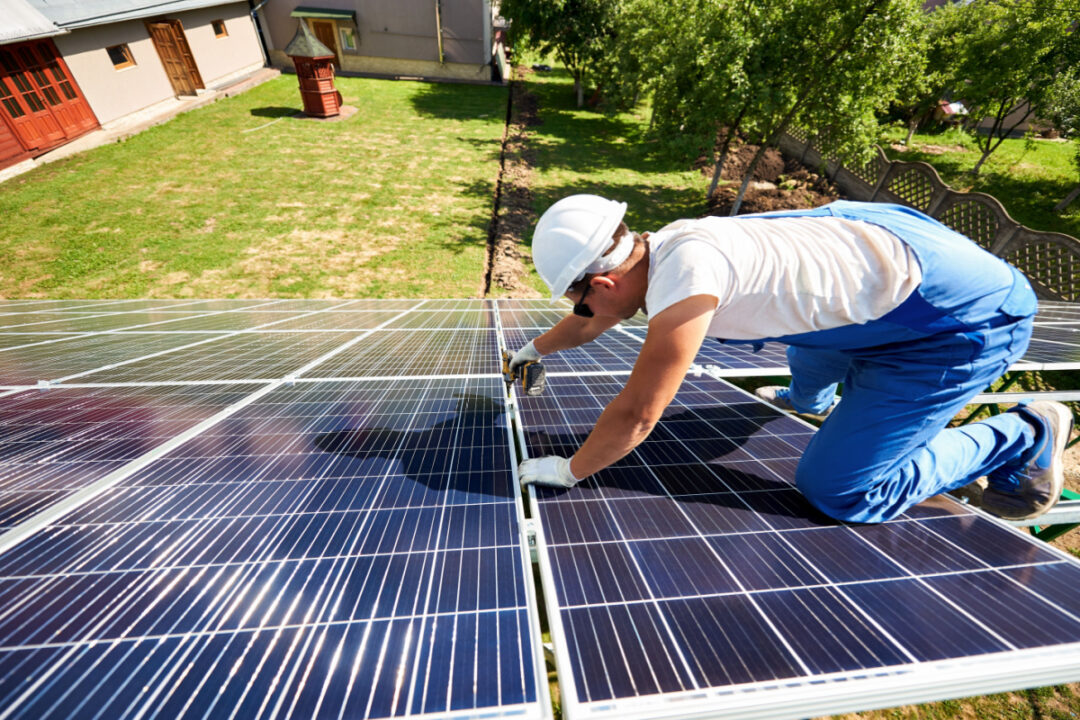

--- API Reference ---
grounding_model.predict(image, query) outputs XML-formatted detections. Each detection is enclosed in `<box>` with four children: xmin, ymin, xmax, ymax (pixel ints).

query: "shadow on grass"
<box><xmin>407</xmin><ymin>81</ymin><xmax>509</xmax><ymax>121</ymax></box>
<box><xmin>249</xmin><ymin>106</ymin><xmax>300</xmax><ymax>118</ymax></box>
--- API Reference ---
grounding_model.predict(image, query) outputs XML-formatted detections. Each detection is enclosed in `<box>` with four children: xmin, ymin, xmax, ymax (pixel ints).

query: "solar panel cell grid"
<box><xmin>0</xmin><ymin>335</ymin><xmax>73</xmax><ymax>350</ymax></box>
<box><xmin>502</xmin><ymin>327</ymin><xmax>643</xmax><ymax>373</ymax></box>
<box><xmin>0</xmin><ymin>312</ymin><xmax>231</xmax><ymax>333</ymax></box>
<box><xmin>0</xmin><ymin>384</ymin><xmax>258</xmax><ymax>528</ymax></box>
<box><xmin>0</xmin><ymin>333</ymin><xmax>242</xmax><ymax>385</ymax></box>
<box><xmin>387</xmin><ymin>310</ymin><xmax>495</xmax><ymax>330</ymax></box>
<box><xmin>519</xmin><ymin>373</ymin><xmax>1080</xmax><ymax>718</ymax></box>
<box><xmin>0</xmin><ymin>377</ymin><xmax>542</xmax><ymax>720</ymax></box>
<box><xmin>123</xmin><ymin>311</ymin><xmax>315</xmax><ymax>332</ymax></box>
<box><xmin>304</xmin><ymin>329</ymin><xmax>500</xmax><ymax>378</ymax></box>
<box><xmin>78</xmin><ymin>331</ymin><xmax>361</xmax><ymax>383</ymax></box>
<box><xmin>255</xmin><ymin>310</ymin><xmax>406</xmax><ymax>331</ymax></box>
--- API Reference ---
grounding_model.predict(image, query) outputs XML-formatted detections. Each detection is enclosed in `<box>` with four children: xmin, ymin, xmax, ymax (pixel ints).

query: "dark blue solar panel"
<box><xmin>0</xmin><ymin>377</ymin><xmax>541</xmax><ymax>719</ymax></box>
<box><xmin>0</xmin><ymin>384</ymin><xmax>257</xmax><ymax>528</ymax></box>
<box><xmin>520</xmin><ymin>373</ymin><xmax>1080</xmax><ymax>718</ymax></box>
<box><xmin>304</xmin><ymin>329</ymin><xmax>501</xmax><ymax>378</ymax></box>
<box><xmin>501</xmin><ymin>327</ymin><xmax>643</xmax><ymax>373</ymax></box>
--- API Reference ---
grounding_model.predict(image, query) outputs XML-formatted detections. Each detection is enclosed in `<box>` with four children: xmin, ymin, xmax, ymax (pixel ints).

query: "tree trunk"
<box><xmin>730</xmin><ymin>143</ymin><xmax>770</xmax><ymax>216</ymax></box>
<box><xmin>574</xmin><ymin>76</ymin><xmax>584</xmax><ymax>107</ymax></box>
<box><xmin>1055</xmin><ymin>184</ymin><xmax>1080</xmax><ymax>212</ymax></box>
<box><xmin>904</xmin><ymin>119</ymin><xmax>917</xmax><ymax>146</ymax></box>
<box><xmin>708</xmin><ymin>109</ymin><xmax>747</xmax><ymax>199</ymax></box>
<box><xmin>970</xmin><ymin>149</ymin><xmax>991</xmax><ymax>176</ymax></box>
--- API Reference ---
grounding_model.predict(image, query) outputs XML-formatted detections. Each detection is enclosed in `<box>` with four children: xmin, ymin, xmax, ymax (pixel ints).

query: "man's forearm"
<box><xmin>533</xmin><ymin>314</ymin><xmax>619</xmax><ymax>355</ymax></box>
<box><xmin>567</xmin><ymin>396</ymin><xmax>655</xmax><ymax>478</ymax></box>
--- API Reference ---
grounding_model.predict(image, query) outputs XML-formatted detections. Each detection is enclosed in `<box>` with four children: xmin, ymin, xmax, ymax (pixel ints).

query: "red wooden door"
<box><xmin>0</xmin><ymin>107</ymin><xmax>30</xmax><ymax>169</ymax></box>
<box><xmin>0</xmin><ymin>46</ymin><xmax>64</xmax><ymax>150</ymax></box>
<box><xmin>28</xmin><ymin>41</ymin><xmax>99</xmax><ymax>134</ymax></box>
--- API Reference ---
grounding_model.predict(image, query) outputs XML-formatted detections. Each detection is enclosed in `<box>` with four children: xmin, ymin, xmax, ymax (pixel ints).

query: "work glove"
<box><xmin>519</xmin><ymin>455</ymin><xmax>579</xmax><ymax>489</ymax></box>
<box><xmin>509</xmin><ymin>340</ymin><xmax>543</xmax><ymax>376</ymax></box>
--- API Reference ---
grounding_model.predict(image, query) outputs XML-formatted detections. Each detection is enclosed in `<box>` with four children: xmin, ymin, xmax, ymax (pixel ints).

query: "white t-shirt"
<box><xmin>644</xmin><ymin>215</ymin><xmax>923</xmax><ymax>340</ymax></box>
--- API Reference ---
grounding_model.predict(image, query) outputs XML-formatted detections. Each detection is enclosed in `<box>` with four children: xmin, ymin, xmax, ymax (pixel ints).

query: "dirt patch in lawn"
<box><xmin>485</xmin><ymin>67</ymin><xmax>542</xmax><ymax>298</ymax></box>
<box><xmin>890</xmin><ymin>142</ymin><xmax>968</xmax><ymax>155</ymax></box>
<box><xmin>701</xmin><ymin>144</ymin><xmax>841</xmax><ymax>216</ymax></box>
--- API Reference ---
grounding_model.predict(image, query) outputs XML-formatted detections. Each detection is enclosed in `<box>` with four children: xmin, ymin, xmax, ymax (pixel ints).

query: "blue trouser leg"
<box><xmin>793</xmin><ymin>316</ymin><xmax>1036</xmax><ymax>523</ymax></box>
<box><xmin>785</xmin><ymin>346</ymin><xmax>849</xmax><ymax>414</ymax></box>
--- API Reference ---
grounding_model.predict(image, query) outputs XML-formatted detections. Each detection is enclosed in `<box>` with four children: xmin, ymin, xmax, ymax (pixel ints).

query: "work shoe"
<box><xmin>755</xmin><ymin>386</ymin><xmax>836</xmax><ymax>416</ymax></box>
<box><xmin>982</xmin><ymin>401</ymin><xmax>1073</xmax><ymax>521</ymax></box>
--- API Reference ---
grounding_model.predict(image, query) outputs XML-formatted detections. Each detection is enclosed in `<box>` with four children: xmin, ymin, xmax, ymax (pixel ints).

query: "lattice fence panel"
<box><xmin>937</xmin><ymin>199</ymin><xmax>1000</xmax><ymax>251</ymax></box>
<box><xmin>848</xmin><ymin>154</ymin><xmax>880</xmax><ymax>187</ymax></box>
<box><xmin>1005</xmin><ymin>241</ymin><xmax>1080</xmax><ymax>301</ymax></box>
<box><xmin>787</xmin><ymin>126</ymin><xmax>808</xmax><ymax>143</ymax></box>
<box><xmin>885</xmin><ymin>168</ymin><xmax>936</xmax><ymax>211</ymax></box>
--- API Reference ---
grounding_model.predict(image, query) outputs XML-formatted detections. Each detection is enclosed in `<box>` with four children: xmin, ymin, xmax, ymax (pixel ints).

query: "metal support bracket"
<box><xmin>523</xmin><ymin>517</ymin><xmax>540</xmax><ymax>564</ymax></box>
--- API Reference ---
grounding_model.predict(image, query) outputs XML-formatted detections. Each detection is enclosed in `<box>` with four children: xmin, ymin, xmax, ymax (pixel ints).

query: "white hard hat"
<box><xmin>532</xmin><ymin>194</ymin><xmax>632</xmax><ymax>298</ymax></box>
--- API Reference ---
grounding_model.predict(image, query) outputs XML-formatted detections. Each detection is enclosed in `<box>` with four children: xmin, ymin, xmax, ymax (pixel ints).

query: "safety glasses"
<box><xmin>572</xmin><ymin>283</ymin><xmax>593</xmax><ymax>318</ymax></box>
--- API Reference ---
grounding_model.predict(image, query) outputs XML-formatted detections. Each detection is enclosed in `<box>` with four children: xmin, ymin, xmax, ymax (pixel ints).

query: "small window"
<box><xmin>339</xmin><ymin>27</ymin><xmax>357</xmax><ymax>51</ymax></box>
<box><xmin>107</xmin><ymin>44</ymin><xmax>135</xmax><ymax>69</ymax></box>
<box><xmin>212</xmin><ymin>20</ymin><xmax>228</xmax><ymax>38</ymax></box>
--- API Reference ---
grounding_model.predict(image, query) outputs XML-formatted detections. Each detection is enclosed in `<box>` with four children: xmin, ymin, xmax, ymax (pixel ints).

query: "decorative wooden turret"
<box><xmin>284</xmin><ymin>19</ymin><xmax>341</xmax><ymax>118</ymax></box>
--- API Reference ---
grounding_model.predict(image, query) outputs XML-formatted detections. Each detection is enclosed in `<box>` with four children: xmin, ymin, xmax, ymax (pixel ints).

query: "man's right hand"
<box><xmin>509</xmin><ymin>340</ymin><xmax>543</xmax><ymax>375</ymax></box>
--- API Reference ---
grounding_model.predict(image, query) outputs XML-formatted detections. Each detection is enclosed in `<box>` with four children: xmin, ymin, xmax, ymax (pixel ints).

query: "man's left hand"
<box><xmin>519</xmin><ymin>456</ymin><xmax>579</xmax><ymax>488</ymax></box>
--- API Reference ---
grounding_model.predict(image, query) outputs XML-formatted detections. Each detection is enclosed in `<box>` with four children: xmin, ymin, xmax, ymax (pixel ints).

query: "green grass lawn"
<box><xmin>0</xmin><ymin>75</ymin><xmax>507</xmax><ymax>298</ymax></box>
<box><xmin>517</xmin><ymin>65</ymin><xmax>712</xmax><ymax>294</ymax></box>
<box><xmin>879</xmin><ymin>125</ymin><xmax>1080</xmax><ymax>240</ymax></box>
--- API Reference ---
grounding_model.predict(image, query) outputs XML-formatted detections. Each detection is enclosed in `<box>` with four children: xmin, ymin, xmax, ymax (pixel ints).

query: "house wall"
<box><xmin>975</xmin><ymin>100</ymin><xmax>1053</xmax><ymax>138</ymax></box>
<box><xmin>55</xmin><ymin>2</ymin><xmax>263</xmax><ymax>126</ymax></box>
<box><xmin>178</xmin><ymin>4</ymin><xmax>265</xmax><ymax>84</ymax></box>
<box><xmin>263</xmin><ymin>0</ymin><xmax>493</xmax><ymax>82</ymax></box>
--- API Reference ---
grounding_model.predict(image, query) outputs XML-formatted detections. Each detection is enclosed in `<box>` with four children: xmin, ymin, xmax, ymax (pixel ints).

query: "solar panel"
<box><xmin>1</xmin><ymin>298</ymin><xmax>1078</xmax><ymax>720</ymax></box>
<box><xmin>618</xmin><ymin>328</ymin><xmax>791</xmax><ymax>375</ymax></box>
<box><xmin>303</xmin><ymin>329</ymin><xmax>501</xmax><ymax>379</ymax></box>
<box><xmin>1032</xmin><ymin>300</ymin><xmax>1080</xmax><ymax>324</ymax></box>
<box><xmin>69</xmin><ymin>332</ymin><xmax>365</xmax><ymax>383</ymax></box>
<box><xmin>0</xmin><ymin>333</ymin><xmax>239</xmax><ymax>385</ymax></box>
<box><xmin>0</xmin><ymin>377</ymin><xmax>544</xmax><ymax>720</ymax></box>
<box><xmin>387</xmin><ymin>310</ymin><xmax>495</xmax><ymax>330</ymax></box>
<box><xmin>0</xmin><ymin>383</ymin><xmax>259</xmax><ymax>529</ymax></box>
<box><xmin>501</xmin><ymin>327</ymin><xmax>644</xmax><ymax>374</ymax></box>
<box><xmin>515</xmin><ymin>373</ymin><xmax>1080</xmax><ymax>719</ymax></box>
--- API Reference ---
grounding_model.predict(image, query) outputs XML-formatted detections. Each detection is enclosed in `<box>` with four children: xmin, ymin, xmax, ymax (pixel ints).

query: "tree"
<box><xmin>950</xmin><ymin>0</ymin><xmax>1075</xmax><ymax>176</ymax></box>
<box><xmin>726</xmin><ymin>0</ymin><xmax>925</xmax><ymax>213</ymax></box>
<box><xmin>891</xmin><ymin>2</ymin><xmax>968</xmax><ymax>146</ymax></box>
<box><xmin>499</xmin><ymin>0</ymin><xmax>617</xmax><ymax>107</ymax></box>
<box><xmin>606</xmin><ymin>0</ymin><xmax>757</xmax><ymax>198</ymax></box>
<box><xmin>1047</xmin><ymin>69</ymin><xmax>1080</xmax><ymax>212</ymax></box>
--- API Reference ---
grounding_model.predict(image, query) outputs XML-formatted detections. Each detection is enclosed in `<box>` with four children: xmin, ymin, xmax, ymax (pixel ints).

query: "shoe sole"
<box><xmin>987</xmin><ymin>401</ymin><xmax>1073</xmax><ymax>521</ymax></box>
<box><xmin>1028</xmin><ymin>400</ymin><xmax>1073</xmax><ymax>511</ymax></box>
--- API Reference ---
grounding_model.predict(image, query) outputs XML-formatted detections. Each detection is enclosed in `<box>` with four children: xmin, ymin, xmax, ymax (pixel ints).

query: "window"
<box><xmin>212</xmin><ymin>20</ymin><xmax>228</xmax><ymax>38</ymax></box>
<box><xmin>106</xmin><ymin>44</ymin><xmax>135</xmax><ymax>69</ymax></box>
<box><xmin>339</xmin><ymin>27</ymin><xmax>357</xmax><ymax>51</ymax></box>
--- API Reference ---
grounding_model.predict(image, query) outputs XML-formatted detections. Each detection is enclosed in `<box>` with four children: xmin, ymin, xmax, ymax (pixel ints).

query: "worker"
<box><xmin>510</xmin><ymin>195</ymin><xmax>1073</xmax><ymax>523</ymax></box>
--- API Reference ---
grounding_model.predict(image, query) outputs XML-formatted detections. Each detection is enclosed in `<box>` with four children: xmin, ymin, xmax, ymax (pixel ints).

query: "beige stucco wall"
<box><xmin>54</xmin><ymin>2</ymin><xmax>263</xmax><ymax>126</ymax></box>
<box><xmin>56</xmin><ymin>21</ymin><xmax>176</xmax><ymax>125</ymax></box>
<box><xmin>179</xmin><ymin>4</ymin><xmax>265</xmax><ymax>83</ymax></box>
<box><xmin>269</xmin><ymin>49</ymin><xmax>491</xmax><ymax>82</ymax></box>
<box><xmin>262</xmin><ymin>0</ymin><xmax>492</xmax><ymax>80</ymax></box>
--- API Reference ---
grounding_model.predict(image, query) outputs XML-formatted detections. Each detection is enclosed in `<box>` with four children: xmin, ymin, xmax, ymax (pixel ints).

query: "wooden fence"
<box><xmin>779</xmin><ymin>130</ymin><xmax>1080</xmax><ymax>302</ymax></box>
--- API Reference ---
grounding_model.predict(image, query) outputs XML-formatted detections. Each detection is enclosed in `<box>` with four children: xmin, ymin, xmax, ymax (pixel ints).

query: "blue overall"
<box><xmin>731</xmin><ymin>201</ymin><xmax>1038</xmax><ymax>523</ymax></box>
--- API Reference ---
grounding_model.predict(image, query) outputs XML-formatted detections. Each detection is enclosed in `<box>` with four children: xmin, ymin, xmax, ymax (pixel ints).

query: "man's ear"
<box><xmin>591</xmin><ymin>275</ymin><xmax>616</xmax><ymax>292</ymax></box>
